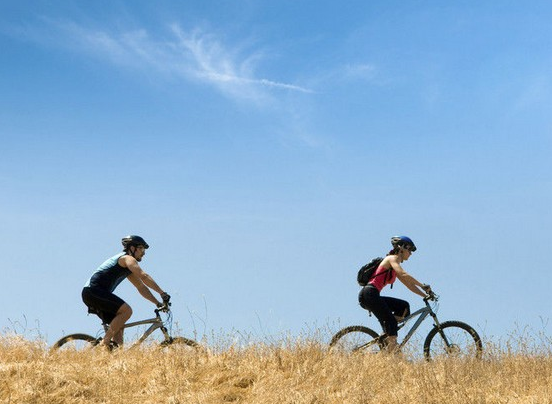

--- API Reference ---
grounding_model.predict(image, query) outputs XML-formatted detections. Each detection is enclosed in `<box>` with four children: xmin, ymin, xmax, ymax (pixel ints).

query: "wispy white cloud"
<box><xmin>342</xmin><ymin>63</ymin><xmax>378</xmax><ymax>81</ymax></box>
<box><xmin>9</xmin><ymin>18</ymin><xmax>347</xmax><ymax>149</ymax></box>
<box><xmin>24</xmin><ymin>19</ymin><xmax>313</xmax><ymax>104</ymax></box>
<box><xmin>168</xmin><ymin>24</ymin><xmax>314</xmax><ymax>101</ymax></box>
<box><xmin>303</xmin><ymin>62</ymin><xmax>382</xmax><ymax>92</ymax></box>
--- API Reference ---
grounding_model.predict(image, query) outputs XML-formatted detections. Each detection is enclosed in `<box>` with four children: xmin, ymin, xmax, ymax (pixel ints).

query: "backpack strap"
<box><xmin>372</xmin><ymin>266</ymin><xmax>394</xmax><ymax>288</ymax></box>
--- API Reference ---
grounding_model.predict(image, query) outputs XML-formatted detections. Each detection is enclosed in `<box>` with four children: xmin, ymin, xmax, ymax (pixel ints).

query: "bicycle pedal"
<box><xmin>107</xmin><ymin>341</ymin><xmax>120</xmax><ymax>351</ymax></box>
<box><xmin>93</xmin><ymin>340</ymin><xmax>119</xmax><ymax>351</ymax></box>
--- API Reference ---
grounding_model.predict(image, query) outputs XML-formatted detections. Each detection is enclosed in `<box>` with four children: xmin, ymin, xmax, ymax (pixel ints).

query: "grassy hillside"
<box><xmin>1</xmin><ymin>335</ymin><xmax>551</xmax><ymax>404</ymax></box>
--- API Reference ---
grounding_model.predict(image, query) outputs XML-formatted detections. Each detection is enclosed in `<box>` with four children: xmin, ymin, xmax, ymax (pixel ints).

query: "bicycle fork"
<box><xmin>428</xmin><ymin>311</ymin><xmax>454</xmax><ymax>349</ymax></box>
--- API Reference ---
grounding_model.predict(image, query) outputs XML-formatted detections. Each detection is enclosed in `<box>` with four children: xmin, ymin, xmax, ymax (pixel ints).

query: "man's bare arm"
<box><xmin>127</xmin><ymin>273</ymin><xmax>161</xmax><ymax>306</ymax></box>
<box><xmin>120</xmin><ymin>255</ymin><xmax>165</xmax><ymax>304</ymax></box>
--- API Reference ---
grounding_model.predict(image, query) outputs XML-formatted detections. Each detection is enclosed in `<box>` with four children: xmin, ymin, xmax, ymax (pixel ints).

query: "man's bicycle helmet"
<box><xmin>122</xmin><ymin>235</ymin><xmax>149</xmax><ymax>250</ymax></box>
<box><xmin>391</xmin><ymin>235</ymin><xmax>417</xmax><ymax>252</ymax></box>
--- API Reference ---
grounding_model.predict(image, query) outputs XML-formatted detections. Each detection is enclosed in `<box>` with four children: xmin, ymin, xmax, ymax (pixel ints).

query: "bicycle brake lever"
<box><xmin>155</xmin><ymin>304</ymin><xmax>171</xmax><ymax>314</ymax></box>
<box><xmin>423</xmin><ymin>292</ymin><xmax>437</xmax><ymax>302</ymax></box>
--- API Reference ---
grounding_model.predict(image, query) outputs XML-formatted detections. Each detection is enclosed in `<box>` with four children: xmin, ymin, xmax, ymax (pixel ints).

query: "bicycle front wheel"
<box><xmin>52</xmin><ymin>333</ymin><xmax>99</xmax><ymax>351</ymax></box>
<box><xmin>423</xmin><ymin>321</ymin><xmax>483</xmax><ymax>360</ymax></box>
<box><xmin>160</xmin><ymin>336</ymin><xmax>200</xmax><ymax>350</ymax></box>
<box><xmin>329</xmin><ymin>326</ymin><xmax>383</xmax><ymax>353</ymax></box>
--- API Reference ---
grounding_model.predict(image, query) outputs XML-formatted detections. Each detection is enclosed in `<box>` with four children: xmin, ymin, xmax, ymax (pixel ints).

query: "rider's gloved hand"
<box><xmin>161</xmin><ymin>292</ymin><xmax>171</xmax><ymax>304</ymax></box>
<box><xmin>421</xmin><ymin>284</ymin><xmax>432</xmax><ymax>293</ymax></box>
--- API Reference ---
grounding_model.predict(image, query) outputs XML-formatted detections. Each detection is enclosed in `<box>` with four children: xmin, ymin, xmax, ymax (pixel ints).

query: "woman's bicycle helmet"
<box><xmin>122</xmin><ymin>235</ymin><xmax>149</xmax><ymax>250</ymax></box>
<box><xmin>391</xmin><ymin>235</ymin><xmax>417</xmax><ymax>251</ymax></box>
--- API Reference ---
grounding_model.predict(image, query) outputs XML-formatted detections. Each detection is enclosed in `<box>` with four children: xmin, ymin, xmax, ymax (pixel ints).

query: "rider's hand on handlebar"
<box><xmin>421</xmin><ymin>283</ymin><xmax>432</xmax><ymax>293</ymax></box>
<box><xmin>423</xmin><ymin>290</ymin><xmax>438</xmax><ymax>302</ymax></box>
<box><xmin>161</xmin><ymin>292</ymin><xmax>171</xmax><ymax>304</ymax></box>
<box><xmin>156</xmin><ymin>301</ymin><xmax>170</xmax><ymax>312</ymax></box>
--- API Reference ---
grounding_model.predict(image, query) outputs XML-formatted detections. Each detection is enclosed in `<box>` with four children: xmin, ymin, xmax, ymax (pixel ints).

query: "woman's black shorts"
<box><xmin>358</xmin><ymin>285</ymin><xmax>410</xmax><ymax>337</ymax></box>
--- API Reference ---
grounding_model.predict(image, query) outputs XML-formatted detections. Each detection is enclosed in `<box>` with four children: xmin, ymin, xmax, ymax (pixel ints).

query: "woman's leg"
<box><xmin>386</xmin><ymin>335</ymin><xmax>399</xmax><ymax>352</ymax></box>
<box><xmin>382</xmin><ymin>296</ymin><xmax>410</xmax><ymax>320</ymax></box>
<box><xmin>359</xmin><ymin>287</ymin><xmax>399</xmax><ymax>348</ymax></box>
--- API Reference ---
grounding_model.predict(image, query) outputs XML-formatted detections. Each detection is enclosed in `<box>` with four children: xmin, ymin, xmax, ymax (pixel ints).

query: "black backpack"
<box><xmin>357</xmin><ymin>257</ymin><xmax>392</xmax><ymax>287</ymax></box>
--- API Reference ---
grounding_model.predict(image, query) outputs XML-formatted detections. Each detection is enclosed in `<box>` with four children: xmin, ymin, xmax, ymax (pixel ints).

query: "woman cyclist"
<box><xmin>358</xmin><ymin>236</ymin><xmax>432</xmax><ymax>352</ymax></box>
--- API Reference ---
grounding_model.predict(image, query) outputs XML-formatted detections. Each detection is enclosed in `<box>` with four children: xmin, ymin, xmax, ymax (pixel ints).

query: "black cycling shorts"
<box><xmin>358</xmin><ymin>285</ymin><xmax>410</xmax><ymax>337</ymax></box>
<box><xmin>82</xmin><ymin>287</ymin><xmax>126</xmax><ymax>324</ymax></box>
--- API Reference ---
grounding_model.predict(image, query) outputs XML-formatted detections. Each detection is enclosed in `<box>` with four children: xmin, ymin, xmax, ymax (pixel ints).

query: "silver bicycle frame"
<box><xmin>396</xmin><ymin>305</ymin><xmax>433</xmax><ymax>348</ymax></box>
<box><xmin>125</xmin><ymin>317</ymin><xmax>164</xmax><ymax>344</ymax></box>
<box><xmin>399</xmin><ymin>300</ymin><xmax>442</xmax><ymax>348</ymax></box>
<box><xmin>101</xmin><ymin>314</ymin><xmax>170</xmax><ymax>345</ymax></box>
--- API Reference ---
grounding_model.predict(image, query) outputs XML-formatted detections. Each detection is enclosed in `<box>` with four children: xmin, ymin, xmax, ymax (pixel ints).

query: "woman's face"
<box><xmin>401</xmin><ymin>248</ymin><xmax>412</xmax><ymax>261</ymax></box>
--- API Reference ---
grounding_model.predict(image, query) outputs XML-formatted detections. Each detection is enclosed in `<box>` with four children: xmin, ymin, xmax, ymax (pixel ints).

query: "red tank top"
<box><xmin>368</xmin><ymin>265</ymin><xmax>396</xmax><ymax>292</ymax></box>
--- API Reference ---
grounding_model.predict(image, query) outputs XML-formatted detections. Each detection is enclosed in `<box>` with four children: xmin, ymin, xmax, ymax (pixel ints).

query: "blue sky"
<box><xmin>1</xmin><ymin>1</ymin><xmax>551</xmax><ymax>346</ymax></box>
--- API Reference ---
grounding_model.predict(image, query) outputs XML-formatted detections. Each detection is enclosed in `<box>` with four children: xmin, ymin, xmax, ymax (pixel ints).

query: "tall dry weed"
<box><xmin>1</xmin><ymin>335</ymin><xmax>551</xmax><ymax>404</ymax></box>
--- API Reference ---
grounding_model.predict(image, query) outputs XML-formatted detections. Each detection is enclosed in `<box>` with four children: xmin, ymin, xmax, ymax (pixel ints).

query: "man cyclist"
<box><xmin>81</xmin><ymin>235</ymin><xmax>170</xmax><ymax>348</ymax></box>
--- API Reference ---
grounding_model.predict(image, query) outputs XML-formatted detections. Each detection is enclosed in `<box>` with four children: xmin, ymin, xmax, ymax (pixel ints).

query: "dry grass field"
<box><xmin>1</xmin><ymin>334</ymin><xmax>551</xmax><ymax>404</ymax></box>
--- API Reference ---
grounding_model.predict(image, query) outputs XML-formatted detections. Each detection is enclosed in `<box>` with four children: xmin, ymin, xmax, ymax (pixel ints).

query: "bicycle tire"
<box><xmin>159</xmin><ymin>336</ymin><xmax>200</xmax><ymax>350</ymax></box>
<box><xmin>329</xmin><ymin>326</ymin><xmax>383</xmax><ymax>353</ymax></box>
<box><xmin>52</xmin><ymin>333</ymin><xmax>99</xmax><ymax>350</ymax></box>
<box><xmin>423</xmin><ymin>321</ymin><xmax>483</xmax><ymax>360</ymax></box>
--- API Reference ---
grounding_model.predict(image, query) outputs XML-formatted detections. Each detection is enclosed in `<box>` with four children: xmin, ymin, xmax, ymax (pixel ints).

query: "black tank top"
<box><xmin>85</xmin><ymin>252</ymin><xmax>131</xmax><ymax>292</ymax></box>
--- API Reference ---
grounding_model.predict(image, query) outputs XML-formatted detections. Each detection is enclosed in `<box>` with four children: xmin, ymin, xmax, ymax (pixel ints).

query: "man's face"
<box><xmin>133</xmin><ymin>245</ymin><xmax>147</xmax><ymax>261</ymax></box>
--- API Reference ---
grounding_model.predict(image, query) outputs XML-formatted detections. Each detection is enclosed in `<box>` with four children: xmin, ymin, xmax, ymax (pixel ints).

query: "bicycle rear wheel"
<box><xmin>423</xmin><ymin>321</ymin><xmax>483</xmax><ymax>360</ymax></box>
<box><xmin>52</xmin><ymin>333</ymin><xmax>99</xmax><ymax>351</ymax></box>
<box><xmin>329</xmin><ymin>326</ymin><xmax>383</xmax><ymax>353</ymax></box>
<box><xmin>159</xmin><ymin>336</ymin><xmax>200</xmax><ymax>350</ymax></box>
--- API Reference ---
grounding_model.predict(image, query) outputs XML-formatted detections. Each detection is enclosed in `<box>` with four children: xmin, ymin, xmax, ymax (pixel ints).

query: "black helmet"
<box><xmin>391</xmin><ymin>235</ymin><xmax>417</xmax><ymax>252</ymax></box>
<box><xmin>122</xmin><ymin>235</ymin><xmax>149</xmax><ymax>250</ymax></box>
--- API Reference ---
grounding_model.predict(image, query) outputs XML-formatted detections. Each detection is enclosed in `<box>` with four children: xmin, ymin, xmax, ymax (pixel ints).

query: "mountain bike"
<box><xmin>52</xmin><ymin>303</ymin><xmax>199</xmax><ymax>350</ymax></box>
<box><xmin>330</xmin><ymin>292</ymin><xmax>483</xmax><ymax>360</ymax></box>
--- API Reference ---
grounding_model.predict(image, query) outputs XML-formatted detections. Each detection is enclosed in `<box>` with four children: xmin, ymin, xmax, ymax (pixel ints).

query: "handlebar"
<box><xmin>423</xmin><ymin>291</ymin><xmax>438</xmax><ymax>302</ymax></box>
<box><xmin>155</xmin><ymin>301</ymin><xmax>172</xmax><ymax>314</ymax></box>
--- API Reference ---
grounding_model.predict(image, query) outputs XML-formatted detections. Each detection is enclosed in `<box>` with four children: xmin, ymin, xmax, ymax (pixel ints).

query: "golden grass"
<box><xmin>1</xmin><ymin>335</ymin><xmax>551</xmax><ymax>404</ymax></box>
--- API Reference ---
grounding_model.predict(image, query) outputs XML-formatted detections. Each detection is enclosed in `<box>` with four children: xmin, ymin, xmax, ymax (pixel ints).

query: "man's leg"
<box><xmin>103</xmin><ymin>303</ymin><xmax>132</xmax><ymax>346</ymax></box>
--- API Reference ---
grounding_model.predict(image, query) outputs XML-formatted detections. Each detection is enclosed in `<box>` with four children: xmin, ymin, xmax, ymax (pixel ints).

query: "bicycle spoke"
<box><xmin>159</xmin><ymin>336</ymin><xmax>201</xmax><ymax>351</ymax></box>
<box><xmin>424</xmin><ymin>321</ymin><xmax>482</xmax><ymax>360</ymax></box>
<box><xmin>330</xmin><ymin>326</ymin><xmax>382</xmax><ymax>354</ymax></box>
<box><xmin>52</xmin><ymin>334</ymin><xmax>99</xmax><ymax>351</ymax></box>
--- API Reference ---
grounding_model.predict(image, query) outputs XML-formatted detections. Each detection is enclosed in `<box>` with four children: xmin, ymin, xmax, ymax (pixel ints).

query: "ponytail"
<box><xmin>387</xmin><ymin>248</ymin><xmax>400</xmax><ymax>256</ymax></box>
